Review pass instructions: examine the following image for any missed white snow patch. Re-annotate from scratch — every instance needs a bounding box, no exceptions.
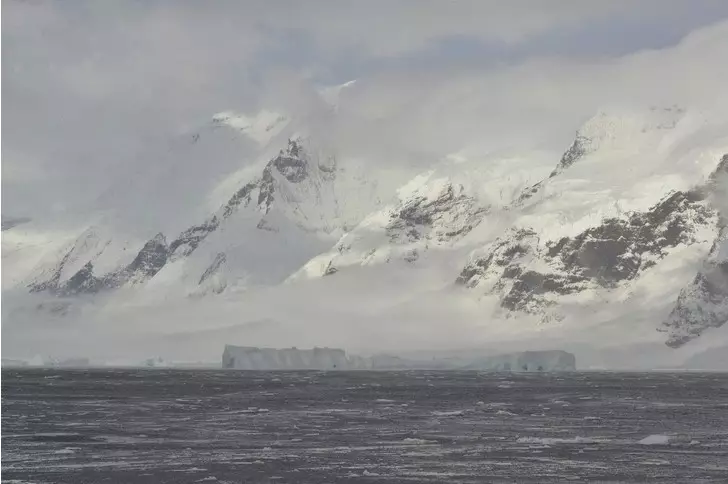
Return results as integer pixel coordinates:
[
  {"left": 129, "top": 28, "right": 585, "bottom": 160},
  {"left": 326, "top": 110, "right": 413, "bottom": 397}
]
[
  {"left": 211, "top": 110, "right": 289, "bottom": 146},
  {"left": 638, "top": 434, "right": 671, "bottom": 445},
  {"left": 516, "top": 436, "right": 598, "bottom": 444}
]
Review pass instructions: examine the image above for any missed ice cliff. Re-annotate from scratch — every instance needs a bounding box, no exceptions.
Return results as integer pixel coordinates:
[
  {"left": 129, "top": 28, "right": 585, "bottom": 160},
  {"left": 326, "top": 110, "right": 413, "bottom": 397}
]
[
  {"left": 222, "top": 345, "right": 369, "bottom": 370},
  {"left": 222, "top": 346, "right": 576, "bottom": 371}
]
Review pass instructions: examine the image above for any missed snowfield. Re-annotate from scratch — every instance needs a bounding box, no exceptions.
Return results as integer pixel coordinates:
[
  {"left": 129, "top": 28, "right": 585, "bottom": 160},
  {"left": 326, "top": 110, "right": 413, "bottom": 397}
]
[{"left": 3, "top": 96, "right": 727, "bottom": 368}]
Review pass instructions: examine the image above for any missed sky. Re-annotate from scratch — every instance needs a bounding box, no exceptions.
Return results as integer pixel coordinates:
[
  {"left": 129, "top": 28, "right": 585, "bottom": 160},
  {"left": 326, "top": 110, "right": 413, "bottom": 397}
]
[{"left": 4, "top": 0, "right": 728, "bottom": 221}]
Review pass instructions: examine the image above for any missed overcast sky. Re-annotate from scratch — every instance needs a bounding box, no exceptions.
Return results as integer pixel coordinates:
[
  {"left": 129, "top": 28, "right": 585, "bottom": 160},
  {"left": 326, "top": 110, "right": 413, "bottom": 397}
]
[{"left": 4, "top": 1, "right": 728, "bottom": 221}]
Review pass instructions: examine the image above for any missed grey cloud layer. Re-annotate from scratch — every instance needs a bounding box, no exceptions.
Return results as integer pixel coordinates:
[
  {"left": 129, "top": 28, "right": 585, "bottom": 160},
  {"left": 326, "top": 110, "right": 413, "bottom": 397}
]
[{"left": 3, "top": 0, "right": 728, "bottom": 220}]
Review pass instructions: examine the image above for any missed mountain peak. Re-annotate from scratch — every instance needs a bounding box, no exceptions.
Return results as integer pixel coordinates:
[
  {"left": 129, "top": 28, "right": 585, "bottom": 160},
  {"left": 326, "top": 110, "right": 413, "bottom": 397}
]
[{"left": 211, "top": 109, "right": 289, "bottom": 146}]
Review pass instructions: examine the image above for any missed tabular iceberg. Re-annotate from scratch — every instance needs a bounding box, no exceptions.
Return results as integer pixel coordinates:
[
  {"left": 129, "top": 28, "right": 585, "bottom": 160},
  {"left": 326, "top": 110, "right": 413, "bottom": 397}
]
[
  {"left": 222, "top": 345, "right": 368, "bottom": 370},
  {"left": 459, "top": 350, "right": 576, "bottom": 371},
  {"left": 222, "top": 346, "right": 576, "bottom": 371}
]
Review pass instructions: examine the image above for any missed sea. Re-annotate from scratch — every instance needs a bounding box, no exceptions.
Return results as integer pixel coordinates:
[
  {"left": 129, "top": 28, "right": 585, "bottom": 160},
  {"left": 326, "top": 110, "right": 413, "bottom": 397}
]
[{"left": 2, "top": 369, "right": 728, "bottom": 483}]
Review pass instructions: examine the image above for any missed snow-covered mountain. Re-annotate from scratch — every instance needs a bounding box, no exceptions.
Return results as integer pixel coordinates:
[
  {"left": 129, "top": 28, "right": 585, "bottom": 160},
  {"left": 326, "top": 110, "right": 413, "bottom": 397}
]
[
  {"left": 12, "top": 127, "right": 402, "bottom": 298},
  {"left": 291, "top": 107, "right": 728, "bottom": 349},
  {"left": 3, "top": 103, "right": 727, "bottom": 363}
]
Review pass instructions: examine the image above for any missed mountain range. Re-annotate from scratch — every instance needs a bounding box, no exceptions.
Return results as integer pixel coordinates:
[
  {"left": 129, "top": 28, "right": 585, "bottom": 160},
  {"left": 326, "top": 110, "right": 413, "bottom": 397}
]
[{"left": 3, "top": 95, "right": 727, "bottom": 367}]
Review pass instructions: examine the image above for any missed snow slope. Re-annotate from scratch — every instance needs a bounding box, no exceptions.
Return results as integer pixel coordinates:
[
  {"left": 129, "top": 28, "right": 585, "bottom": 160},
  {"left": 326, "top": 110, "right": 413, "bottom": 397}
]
[{"left": 2, "top": 104, "right": 727, "bottom": 365}]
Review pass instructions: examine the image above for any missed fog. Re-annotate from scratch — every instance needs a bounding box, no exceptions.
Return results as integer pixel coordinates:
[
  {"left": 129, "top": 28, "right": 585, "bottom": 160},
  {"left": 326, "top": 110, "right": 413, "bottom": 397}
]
[{"left": 3, "top": 2, "right": 728, "bottom": 368}]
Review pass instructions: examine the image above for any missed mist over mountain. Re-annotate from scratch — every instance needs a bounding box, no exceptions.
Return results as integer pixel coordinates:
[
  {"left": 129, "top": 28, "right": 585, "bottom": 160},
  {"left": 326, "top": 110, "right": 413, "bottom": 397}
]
[{"left": 3, "top": 2, "right": 728, "bottom": 369}]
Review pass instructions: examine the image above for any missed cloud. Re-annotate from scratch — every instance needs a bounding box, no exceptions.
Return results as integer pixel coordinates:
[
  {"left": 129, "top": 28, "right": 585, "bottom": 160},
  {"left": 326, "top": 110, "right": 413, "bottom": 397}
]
[
  {"left": 4, "top": 1, "right": 728, "bottom": 221},
  {"left": 3, "top": 2, "right": 728, "bottom": 365}
]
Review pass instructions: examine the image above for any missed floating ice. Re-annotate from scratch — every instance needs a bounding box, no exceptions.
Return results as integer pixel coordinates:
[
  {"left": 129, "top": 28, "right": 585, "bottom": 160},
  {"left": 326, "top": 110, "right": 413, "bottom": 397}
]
[
  {"left": 639, "top": 434, "right": 671, "bottom": 445},
  {"left": 222, "top": 345, "right": 367, "bottom": 370}
]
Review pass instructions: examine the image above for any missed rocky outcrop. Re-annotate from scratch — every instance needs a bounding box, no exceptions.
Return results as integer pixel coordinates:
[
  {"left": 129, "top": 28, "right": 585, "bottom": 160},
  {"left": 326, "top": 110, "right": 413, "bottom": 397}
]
[
  {"left": 295, "top": 181, "right": 489, "bottom": 278},
  {"left": 272, "top": 139, "right": 310, "bottom": 183},
  {"left": 386, "top": 183, "right": 486, "bottom": 244},
  {"left": 458, "top": 189, "right": 716, "bottom": 317},
  {"left": 199, "top": 252, "right": 226, "bottom": 285},
  {"left": 549, "top": 134, "right": 590, "bottom": 178},
  {"left": 63, "top": 262, "right": 102, "bottom": 294},
  {"left": 516, "top": 130, "right": 592, "bottom": 205},
  {"left": 663, "top": 228, "right": 728, "bottom": 347},
  {"left": 169, "top": 218, "right": 220, "bottom": 260},
  {"left": 29, "top": 251, "right": 71, "bottom": 293},
  {"left": 27, "top": 138, "right": 316, "bottom": 296},
  {"left": 222, "top": 182, "right": 257, "bottom": 218},
  {"left": 662, "top": 155, "right": 728, "bottom": 346},
  {"left": 123, "top": 233, "right": 169, "bottom": 282},
  {"left": 54, "top": 233, "right": 170, "bottom": 295},
  {"left": 517, "top": 107, "right": 687, "bottom": 206}
]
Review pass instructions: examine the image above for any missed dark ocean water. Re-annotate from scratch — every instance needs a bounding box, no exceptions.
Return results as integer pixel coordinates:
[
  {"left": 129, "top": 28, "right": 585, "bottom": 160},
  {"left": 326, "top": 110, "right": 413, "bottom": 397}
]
[{"left": 2, "top": 369, "right": 728, "bottom": 483}]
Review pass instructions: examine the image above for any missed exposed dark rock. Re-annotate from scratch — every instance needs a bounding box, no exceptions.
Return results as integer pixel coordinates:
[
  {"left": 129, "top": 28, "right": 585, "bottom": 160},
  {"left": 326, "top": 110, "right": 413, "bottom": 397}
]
[
  {"left": 456, "top": 228, "right": 537, "bottom": 287},
  {"left": 514, "top": 133, "right": 592, "bottom": 206},
  {"left": 272, "top": 139, "right": 309, "bottom": 183},
  {"left": 549, "top": 191, "right": 713, "bottom": 286},
  {"left": 169, "top": 218, "right": 220, "bottom": 259},
  {"left": 515, "top": 181, "right": 544, "bottom": 204},
  {"left": 62, "top": 262, "right": 102, "bottom": 295},
  {"left": 709, "top": 154, "right": 728, "bottom": 183},
  {"left": 199, "top": 252, "right": 226, "bottom": 285},
  {"left": 550, "top": 134, "right": 590, "bottom": 177},
  {"left": 59, "top": 233, "right": 170, "bottom": 294},
  {"left": 459, "top": 190, "right": 715, "bottom": 316},
  {"left": 125, "top": 233, "right": 169, "bottom": 280},
  {"left": 258, "top": 166, "right": 275, "bottom": 213},
  {"left": 25, "top": 137, "right": 325, "bottom": 297},
  {"left": 29, "top": 251, "right": 71, "bottom": 293},
  {"left": 222, "top": 182, "right": 257, "bottom": 218},
  {"left": 387, "top": 184, "right": 486, "bottom": 244},
  {"left": 323, "top": 261, "right": 338, "bottom": 276},
  {"left": 662, "top": 155, "right": 728, "bottom": 346},
  {"left": 663, "top": 228, "right": 728, "bottom": 347}
]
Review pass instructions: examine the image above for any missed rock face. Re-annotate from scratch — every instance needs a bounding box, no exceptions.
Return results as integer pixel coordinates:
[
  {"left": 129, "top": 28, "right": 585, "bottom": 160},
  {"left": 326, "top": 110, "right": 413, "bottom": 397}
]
[
  {"left": 8, "top": 106, "right": 728, "bottom": 352},
  {"left": 663, "top": 226, "right": 728, "bottom": 346},
  {"left": 456, "top": 113, "right": 725, "bottom": 329},
  {"left": 662, "top": 155, "right": 728, "bottom": 346},
  {"left": 458, "top": 190, "right": 716, "bottom": 318},
  {"left": 387, "top": 183, "right": 486, "bottom": 244},
  {"left": 222, "top": 345, "right": 367, "bottom": 370},
  {"left": 32, "top": 233, "right": 171, "bottom": 295},
  {"left": 290, "top": 178, "right": 488, "bottom": 279},
  {"left": 25, "top": 136, "right": 373, "bottom": 296}
]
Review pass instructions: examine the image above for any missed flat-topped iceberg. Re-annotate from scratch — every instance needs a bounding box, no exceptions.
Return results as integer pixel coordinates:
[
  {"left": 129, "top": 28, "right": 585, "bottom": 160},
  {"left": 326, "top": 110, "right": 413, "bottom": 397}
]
[
  {"left": 459, "top": 350, "right": 576, "bottom": 371},
  {"left": 370, "top": 349, "right": 576, "bottom": 371},
  {"left": 222, "top": 345, "right": 368, "bottom": 370},
  {"left": 222, "top": 346, "right": 576, "bottom": 371}
]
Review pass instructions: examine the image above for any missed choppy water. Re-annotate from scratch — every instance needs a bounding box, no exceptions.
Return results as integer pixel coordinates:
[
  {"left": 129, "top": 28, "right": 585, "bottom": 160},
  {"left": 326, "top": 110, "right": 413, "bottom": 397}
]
[{"left": 2, "top": 369, "right": 728, "bottom": 483}]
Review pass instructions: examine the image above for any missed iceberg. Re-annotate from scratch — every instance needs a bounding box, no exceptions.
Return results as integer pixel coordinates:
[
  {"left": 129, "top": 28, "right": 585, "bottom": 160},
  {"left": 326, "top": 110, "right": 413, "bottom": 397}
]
[
  {"left": 222, "top": 345, "right": 368, "bottom": 370},
  {"left": 370, "top": 350, "right": 576, "bottom": 371},
  {"left": 460, "top": 350, "right": 577, "bottom": 372},
  {"left": 222, "top": 346, "right": 576, "bottom": 371}
]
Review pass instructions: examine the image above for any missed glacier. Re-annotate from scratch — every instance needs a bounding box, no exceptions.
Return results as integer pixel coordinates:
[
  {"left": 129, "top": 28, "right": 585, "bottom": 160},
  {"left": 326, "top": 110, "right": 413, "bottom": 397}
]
[{"left": 3, "top": 100, "right": 728, "bottom": 367}]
